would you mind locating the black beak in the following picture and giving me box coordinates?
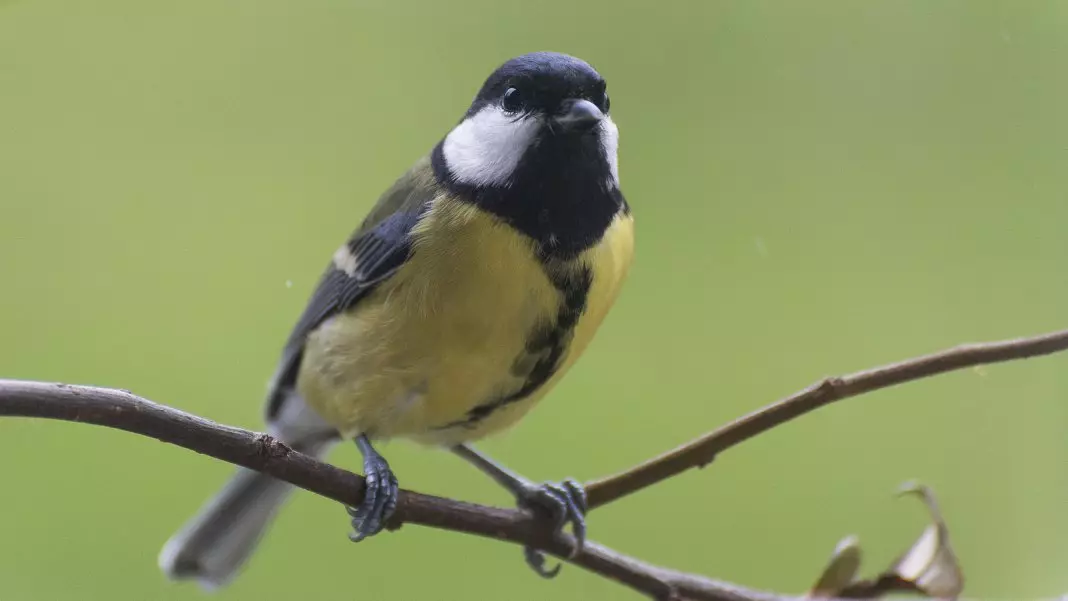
[553,98,604,132]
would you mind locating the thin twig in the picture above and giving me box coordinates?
[584,327,1068,508]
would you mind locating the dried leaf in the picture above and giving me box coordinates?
[809,535,863,597]
[804,482,964,599]
[884,481,964,599]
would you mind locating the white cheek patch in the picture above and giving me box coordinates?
[442,105,542,188]
[599,116,620,188]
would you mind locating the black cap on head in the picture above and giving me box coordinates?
[466,51,609,120]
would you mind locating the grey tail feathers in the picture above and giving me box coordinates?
[157,437,335,590]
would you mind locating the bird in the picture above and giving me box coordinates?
[158,50,634,589]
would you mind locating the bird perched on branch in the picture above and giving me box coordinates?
[159,50,634,588]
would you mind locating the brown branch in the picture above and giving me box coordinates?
[584,327,1068,508]
[2,326,1067,599]
[0,378,790,601]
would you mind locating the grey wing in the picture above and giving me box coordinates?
[264,156,439,426]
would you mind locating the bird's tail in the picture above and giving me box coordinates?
[157,437,335,590]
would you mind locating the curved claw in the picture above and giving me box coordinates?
[524,546,562,579]
[518,477,588,576]
[346,454,399,543]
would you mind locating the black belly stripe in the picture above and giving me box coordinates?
[440,264,593,429]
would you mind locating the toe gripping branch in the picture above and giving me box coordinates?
[348,435,399,542]
[517,477,588,578]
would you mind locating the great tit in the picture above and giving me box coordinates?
[159,50,634,588]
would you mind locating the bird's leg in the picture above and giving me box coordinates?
[452,444,587,578]
[346,434,399,542]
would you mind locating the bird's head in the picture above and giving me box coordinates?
[436,51,619,192]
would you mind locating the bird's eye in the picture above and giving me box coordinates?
[501,87,524,113]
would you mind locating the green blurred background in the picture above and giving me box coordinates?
[2,1,1067,599]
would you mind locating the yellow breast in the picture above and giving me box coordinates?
[297,195,634,446]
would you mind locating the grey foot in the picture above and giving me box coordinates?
[517,478,588,578]
[346,450,398,542]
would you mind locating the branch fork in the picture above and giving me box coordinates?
[3,326,1067,600]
